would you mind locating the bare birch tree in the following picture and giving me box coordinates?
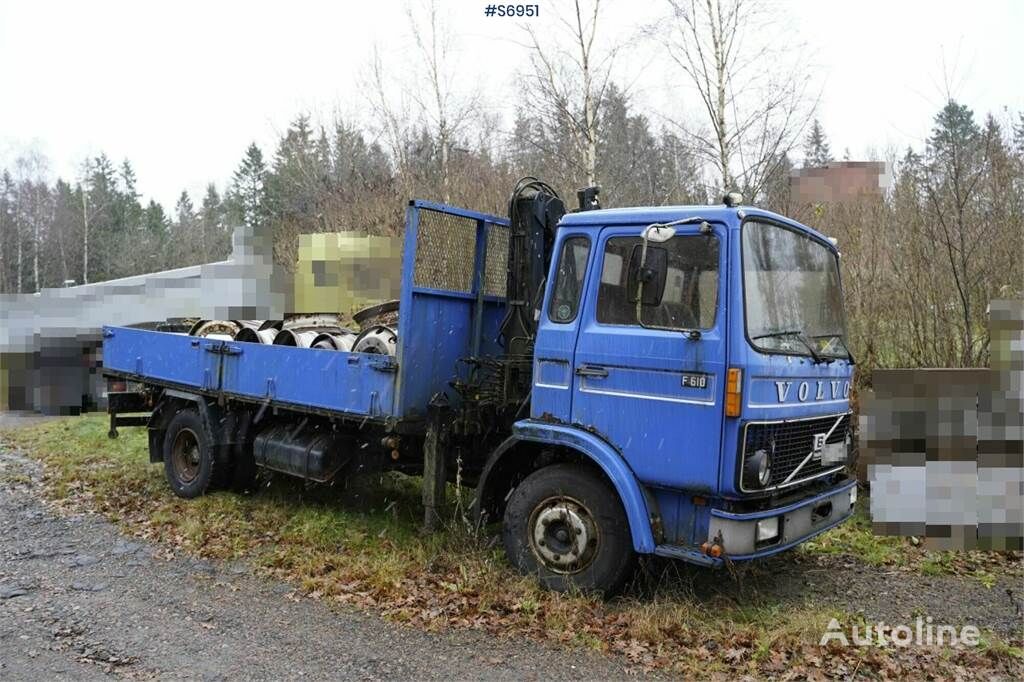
[365,45,414,194]
[523,0,620,188]
[405,0,479,203]
[663,0,816,198]
[364,0,479,203]
[13,151,49,293]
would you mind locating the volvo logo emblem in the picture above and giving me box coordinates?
[775,380,850,403]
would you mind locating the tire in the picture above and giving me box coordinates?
[162,409,216,498]
[502,463,636,596]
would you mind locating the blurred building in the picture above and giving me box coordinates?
[0,225,291,415]
[790,161,892,204]
[0,226,405,415]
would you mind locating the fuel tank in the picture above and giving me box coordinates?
[252,424,353,482]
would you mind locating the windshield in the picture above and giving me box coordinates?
[742,220,849,359]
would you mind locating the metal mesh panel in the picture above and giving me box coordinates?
[413,209,477,292]
[482,223,509,297]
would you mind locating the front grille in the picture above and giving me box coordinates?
[741,413,850,492]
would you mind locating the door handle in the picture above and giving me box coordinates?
[575,365,609,379]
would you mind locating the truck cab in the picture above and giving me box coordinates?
[478,202,856,592]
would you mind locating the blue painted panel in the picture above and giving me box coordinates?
[393,202,510,418]
[220,341,397,417]
[651,487,712,546]
[533,231,594,422]
[571,222,730,493]
[745,361,853,415]
[396,290,474,417]
[102,326,220,390]
[718,211,854,496]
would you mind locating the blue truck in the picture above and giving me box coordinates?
[104,181,856,594]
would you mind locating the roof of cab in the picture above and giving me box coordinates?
[557,204,835,249]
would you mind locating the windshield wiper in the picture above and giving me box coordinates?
[751,330,825,363]
[810,333,856,364]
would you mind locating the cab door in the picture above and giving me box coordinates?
[570,223,727,491]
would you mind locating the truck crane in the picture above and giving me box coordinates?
[104,180,856,594]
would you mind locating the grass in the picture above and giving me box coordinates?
[801,496,1023,588]
[1,415,1021,679]
[802,497,904,566]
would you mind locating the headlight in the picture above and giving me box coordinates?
[744,448,772,488]
[756,516,780,543]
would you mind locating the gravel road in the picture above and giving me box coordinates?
[0,449,636,681]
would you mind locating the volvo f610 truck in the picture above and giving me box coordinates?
[104,181,857,594]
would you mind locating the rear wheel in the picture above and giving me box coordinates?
[502,463,636,595]
[163,410,216,498]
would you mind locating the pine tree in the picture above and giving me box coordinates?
[228,143,268,231]
[143,199,168,233]
[923,100,988,366]
[118,160,142,231]
[83,154,119,282]
[175,190,195,225]
[48,179,78,286]
[803,119,833,167]
[269,115,323,224]
[1014,113,1024,157]
[332,120,392,192]
[169,191,197,268]
[657,132,706,205]
[928,100,980,163]
[200,183,228,260]
[597,84,663,206]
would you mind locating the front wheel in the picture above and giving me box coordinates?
[502,463,636,595]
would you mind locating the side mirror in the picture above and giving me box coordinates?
[628,244,668,307]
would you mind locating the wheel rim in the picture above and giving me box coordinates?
[170,428,202,484]
[528,496,600,574]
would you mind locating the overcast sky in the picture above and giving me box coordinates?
[1,0,1021,210]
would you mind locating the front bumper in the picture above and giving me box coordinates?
[653,479,857,566]
[710,479,857,559]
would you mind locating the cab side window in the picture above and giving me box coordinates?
[597,234,720,329]
[548,236,591,323]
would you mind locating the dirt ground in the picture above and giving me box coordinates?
[0,450,640,681]
[692,546,1023,639]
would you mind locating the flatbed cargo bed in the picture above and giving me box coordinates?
[102,201,511,430]
[102,326,401,421]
